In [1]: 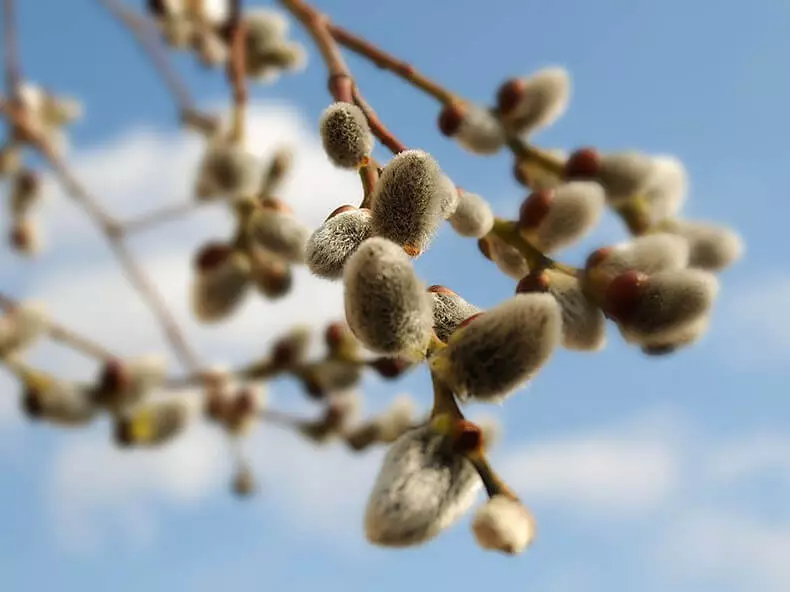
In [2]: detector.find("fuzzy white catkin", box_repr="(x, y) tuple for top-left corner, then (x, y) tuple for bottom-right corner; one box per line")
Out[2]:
(598, 151), (656, 204)
(455, 105), (507, 155)
(659, 219), (743, 272)
(487, 235), (530, 280)
(506, 67), (571, 136)
(0, 302), (47, 358)
(244, 8), (289, 52)
(194, 142), (259, 200)
(472, 495), (536, 555)
(24, 381), (96, 426)
(364, 425), (481, 547)
(532, 182), (605, 253)
(430, 290), (482, 342)
(431, 293), (562, 402)
(619, 269), (719, 345)
(249, 209), (309, 264)
(546, 270), (606, 351)
(303, 359), (363, 393)
(437, 174), (459, 219)
(449, 190), (494, 238)
(376, 394), (417, 442)
(306, 209), (373, 279)
(344, 238), (433, 359)
(371, 150), (452, 255)
(319, 103), (374, 169)
(192, 252), (251, 322)
(98, 355), (168, 415)
(642, 156), (688, 222)
(248, 248), (292, 299)
(122, 399), (191, 446)
(601, 233), (690, 276)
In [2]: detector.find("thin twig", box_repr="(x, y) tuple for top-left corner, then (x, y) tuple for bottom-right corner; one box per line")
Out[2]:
(121, 200), (204, 235)
(2, 0), (21, 97)
(226, 0), (248, 142)
(351, 85), (406, 154)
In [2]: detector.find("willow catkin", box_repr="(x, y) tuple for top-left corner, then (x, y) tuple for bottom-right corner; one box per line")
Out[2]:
(544, 270), (606, 351)
(10, 169), (42, 218)
(194, 142), (259, 200)
(364, 425), (481, 547)
(22, 380), (96, 427)
(244, 8), (289, 55)
(484, 234), (530, 280)
(429, 286), (482, 342)
(453, 104), (507, 155)
(115, 399), (191, 447)
(642, 156), (688, 223)
(597, 151), (656, 204)
(319, 103), (374, 169)
(658, 218), (743, 272)
(590, 233), (691, 278)
(430, 293), (562, 402)
(497, 67), (571, 137)
(472, 495), (536, 555)
(449, 190), (495, 238)
(371, 150), (453, 255)
(306, 207), (373, 279)
(0, 302), (47, 358)
(192, 244), (251, 322)
(248, 247), (293, 299)
(343, 238), (433, 359)
(248, 208), (309, 264)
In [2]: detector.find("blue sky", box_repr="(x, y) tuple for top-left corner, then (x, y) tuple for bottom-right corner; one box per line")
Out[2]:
(2, 0), (790, 591)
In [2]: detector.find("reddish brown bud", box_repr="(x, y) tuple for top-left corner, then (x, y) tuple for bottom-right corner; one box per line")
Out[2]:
(369, 356), (410, 379)
(9, 221), (35, 253)
(518, 189), (555, 231)
(99, 359), (132, 394)
(427, 285), (456, 295)
(21, 386), (43, 419)
(457, 312), (485, 331)
(205, 392), (226, 422)
(194, 242), (232, 272)
(324, 321), (348, 349)
(477, 237), (492, 261)
(496, 78), (527, 116)
(452, 420), (484, 454)
(438, 102), (467, 137)
(233, 388), (257, 417)
(326, 204), (357, 221)
(604, 270), (648, 322)
(515, 270), (551, 294)
(113, 419), (134, 447)
(565, 147), (601, 180)
(302, 374), (325, 400)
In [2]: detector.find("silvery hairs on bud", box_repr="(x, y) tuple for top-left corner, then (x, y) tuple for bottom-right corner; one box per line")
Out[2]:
(546, 270), (606, 351)
(449, 190), (494, 238)
(455, 105), (507, 155)
(503, 67), (571, 137)
(430, 288), (482, 342)
(437, 174), (459, 219)
(244, 8), (290, 55)
(306, 208), (373, 279)
(319, 103), (374, 169)
(192, 250), (251, 323)
(194, 141), (259, 200)
(658, 219), (743, 272)
(598, 151), (656, 204)
(597, 233), (690, 277)
(371, 150), (454, 255)
(364, 425), (481, 547)
(249, 209), (309, 264)
(486, 235), (530, 280)
(343, 238), (433, 359)
(472, 495), (536, 555)
(642, 156), (688, 223)
(530, 182), (605, 253)
(431, 293), (562, 402)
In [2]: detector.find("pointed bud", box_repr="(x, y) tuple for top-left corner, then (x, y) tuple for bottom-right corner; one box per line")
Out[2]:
(248, 208), (309, 264)
(659, 219), (743, 272)
(439, 103), (506, 155)
(431, 294), (561, 402)
(371, 150), (453, 255)
(114, 399), (191, 447)
(496, 67), (571, 136)
(306, 207), (373, 279)
(248, 248), (292, 299)
(22, 378), (96, 426)
(429, 285), (483, 342)
(194, 142), (259, 200)
(472, 495), (536, 555)
(10, 169), (42, 217)
(448, 190), (495, 238)
(364, 425), (481, 547)
(343, 238), (433, 359)
(192, 243), (251, 322)
(319, 102), (374, 169)
(545, 270), (606, 351)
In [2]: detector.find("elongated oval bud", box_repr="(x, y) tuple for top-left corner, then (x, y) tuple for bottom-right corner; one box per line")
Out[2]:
(658, 219), (743, 272)
(248, 208), (309, 264)
(371, 150), (452, 256)
(325, 320), (360, 361)
(0, 142), (21, 177)
(485, 234), (530, 280)
(597, 151), (656, 204)
(10, 169), (42, 217)
(364, 425), (481, 547)
(9, 217), (41, 256)
(449, 190), (495, 238)
(194, 142), (259, 200)
(429, 285), (482, 342)
(472, 495), (536, 555)
(439, 103), (506, 155)
(248, 247), (292, 299)
(300, 360), (363, 397)
(0, 302), (47, 358)
(191, 243), (251, 322)
(343, 238), (433, 359)
(270, 325), (312, 368)
(587, 233), (690, 278)
(430, 294), (561, 402)
(244, 8), (289, 53)
(496, 67), (570, 136)
(22, 379), (96, 427)
(605, 269), (718, 346)
(306, 207), (373, 279)
(95, 355), (167, 414)
(114, 399), (191, 448)
(319, 102), (374, 169)
(643, 156), (688, 222)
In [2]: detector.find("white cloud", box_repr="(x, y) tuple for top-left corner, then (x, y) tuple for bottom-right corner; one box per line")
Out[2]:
(708, 433), (790, 483)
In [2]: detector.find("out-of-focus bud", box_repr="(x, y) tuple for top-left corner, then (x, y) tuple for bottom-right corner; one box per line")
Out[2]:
(472, 495), (536, 555)
(232, 463), (257, 498)
(247, 247), (292, 300)
(324, 321), (359, 361)
(0, 301), (47, 358)
(114, 398), (191, 448)
(368, 356), (412, 380)
(448, 189), (495, 238)
(243, 8), (289, 57)
(203, 366), (233, 422)
(596, 152), (655, 204)
(191, 242), (251, 322)
(344, 394), (416, 451)
(193, 29), (229, 67)
(438, 102), (507, 155)
(9, 217), (41, 256)
(259, 145), (293, 198)
(299, 360), (363, 399)
(269, 325), (312, 369)
(642, 156), (688, 223)
(225, 386), (265, 435)
(319, 102), (374, 169)
(299, 390), (361, 443)
(246, 41), (307, 82)
(161, 18), (196, 49)
(0, 142), (21, 178)
(10, 169), (43, 218)
(248, 207), (309, 264)
(657, 219), (743, 272)
(343, 238), (433, 359)
(22, 374), (96, 426)
(564, 146), (601, 181)
(41, 93), (82, 128)
(194, 141), (259, 200)
(605, 269), (718, 347)
(95, 355), (167, 414)
(430, 294), (561, 402)
(517, 182), (605, 253)
(370, 150), (453, 256)
(306, 206), (373, 280)
(364, 424), (481, 547)
(482, 234), (530, 280)
(496, 67), (570, 137)
(428, 285), (482, 342)
(514, 148), (567, 191)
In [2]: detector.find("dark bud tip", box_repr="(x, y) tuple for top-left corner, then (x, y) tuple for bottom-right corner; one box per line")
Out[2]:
(565, 147), (602, 180)
(585, 246), (614, 271)
(21, 387), (42, 419)
(233, 389), (256, 416)
(194, 242), (232, 272)
(324, 321), (347, 349)
(438, 102), (467, 137)
(403, 244), (422, 257)
(99, 359), (131, 393)
(17, 169), (40, 194)
(427, 285), (456, 295)
(9, 223), (33, 251)
(496, 77), (527, 116)
(205, 393), (226, 422)
(477, 237), (493, 261)
(113, 419), (134, 447)
(642, 344), (678, 357)
(457, 312), (485, 331)
(516, 270), (551, 294)
(302, 375), (325, 400)
(605, 270), (648, 322)
(370, 357), (410, 379)
(452, 420), (484, 454)
(326, 204), (357, 221)
(518, 189), (555, 231)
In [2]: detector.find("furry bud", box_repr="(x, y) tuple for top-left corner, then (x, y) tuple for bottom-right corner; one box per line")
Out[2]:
(300, 360), (362, 398)
(486, 234), (530, 280)
(587, 233), (690, 279)
(306, 207), (373, 279)
(658, 219), (743, 272)
(225, 386), (265, 435)
(541, 270), (606, 351)
(10, 169), (42, 217)
(244, 8), (289, 54)
(597, 151), (656, 204)
(270, 325), (311, 368)
(371, 150), (453, 255)
(605, 269), (718, 346)
(95, 355), (167, 414)
(22, 378), (96, 426)
(194, 141), (259, 200)
(429, 285), (483, 342)
(642, 156), (688, 222)
(343, 238), (433, 359)
(9, 218), (41, 256)
(368, 356), (412, 380)
(448, 190), (495, 238)
(496, 67), (571, 136)
(114, 399), (191, 447)
(364, 425), (481, 547)
(472, 495), (536, 555)
(162, 18), (196, 49)
(192, 243), (251, 322)
(248, 248), (292, 299)
(439, 103), (506, 155)
(0, 302), (47, 358)
(194, 30), (229, 67)
(248, 208), (309, 264)
(564, 147), (601, 181)
(518, 182), (605, 253)
(325, 321), (359, 360)
(319, 102), (374, 169)
(430, 294), (561, 402)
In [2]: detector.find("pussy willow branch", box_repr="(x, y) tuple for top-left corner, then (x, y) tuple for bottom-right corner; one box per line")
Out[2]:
(227, 0), (249, 142)
(120, 200), (205, 235)
(2, 0), (20, 97)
